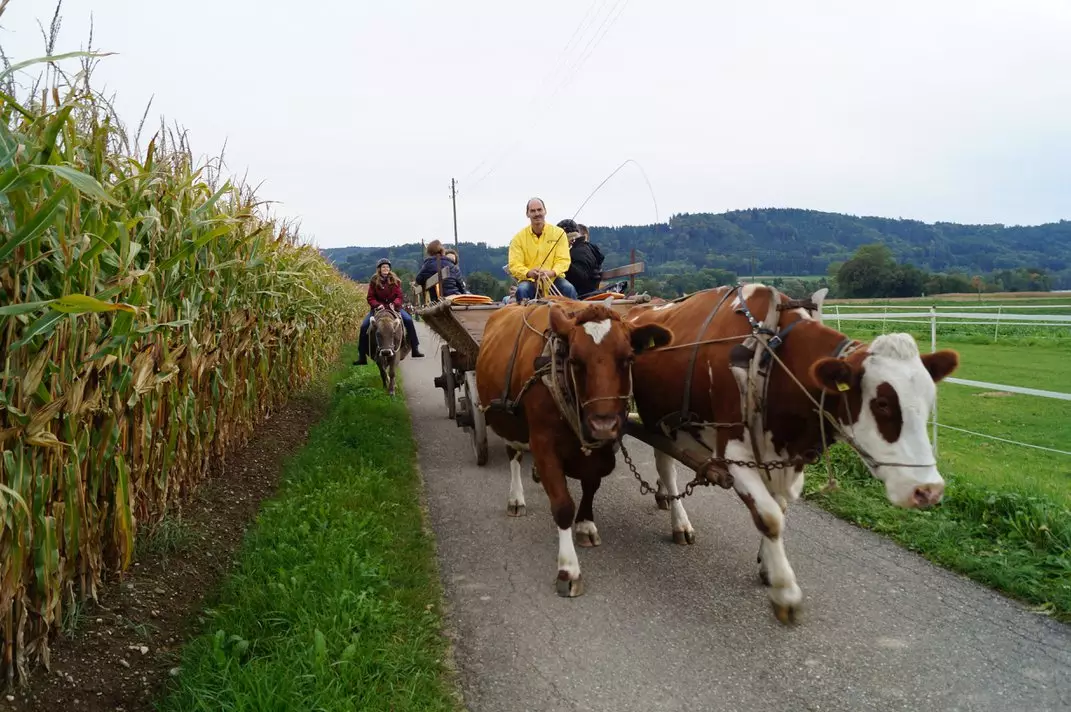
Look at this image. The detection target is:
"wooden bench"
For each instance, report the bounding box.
[414,262,452,306]
[598,260,645,293]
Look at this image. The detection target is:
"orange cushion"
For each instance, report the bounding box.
[447,294,495,305]
[583,292,626,301]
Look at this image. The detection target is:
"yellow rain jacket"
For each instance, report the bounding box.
[507,224,572,282]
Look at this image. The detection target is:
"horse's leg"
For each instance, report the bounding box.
[655,450,696,545]
[505,444,526,517]
[574,475,602,548]
[530,433,582,597]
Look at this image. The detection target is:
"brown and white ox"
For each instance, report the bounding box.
[624,283,959,622]
[475,299,673,596]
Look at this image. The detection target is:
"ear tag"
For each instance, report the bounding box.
[647,336,657,350]
[836,381,851,392]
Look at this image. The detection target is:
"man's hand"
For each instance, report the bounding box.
[526,268,541,280]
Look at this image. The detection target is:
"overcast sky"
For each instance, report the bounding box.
[3,0,1070,249]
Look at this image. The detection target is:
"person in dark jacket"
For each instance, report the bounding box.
[559,219,605,298]
[416,241,468,298]
[355,258,423,365]
[443,248,470,294]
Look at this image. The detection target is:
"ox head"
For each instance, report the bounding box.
[810,333,959,509]
[548,303,673,442]
[371,308,403,363]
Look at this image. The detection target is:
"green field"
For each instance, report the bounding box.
[805,309,1071,619]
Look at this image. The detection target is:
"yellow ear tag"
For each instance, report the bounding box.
[647,337,657,349]
[836,381,851,392]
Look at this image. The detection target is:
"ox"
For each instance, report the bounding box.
[624,283,959,622]
[475,299,673,596]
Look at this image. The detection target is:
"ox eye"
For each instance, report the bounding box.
[873,397,891,414]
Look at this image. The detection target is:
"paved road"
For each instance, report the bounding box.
[402,324,1071,712]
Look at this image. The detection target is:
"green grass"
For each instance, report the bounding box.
[156,350,459,712]
[804,446,1071,621]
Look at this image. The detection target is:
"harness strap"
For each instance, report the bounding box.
[487,304,542,413]
[665,285,739,435]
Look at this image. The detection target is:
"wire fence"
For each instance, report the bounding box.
[824,305,1071,457]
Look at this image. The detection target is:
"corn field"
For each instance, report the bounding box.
[0,49,365,685]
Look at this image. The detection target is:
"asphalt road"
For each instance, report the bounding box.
[402,323,1071,712]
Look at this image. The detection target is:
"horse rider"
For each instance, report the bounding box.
[355,258,424,365]
[506,197,578,301]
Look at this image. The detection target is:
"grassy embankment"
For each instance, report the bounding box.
[156,362,460,711]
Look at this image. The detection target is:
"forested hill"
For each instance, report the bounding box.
[322,208,1071,289]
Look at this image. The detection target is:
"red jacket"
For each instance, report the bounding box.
[367,277,403,310]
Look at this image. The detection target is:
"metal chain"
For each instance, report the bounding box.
[618,440,819,503]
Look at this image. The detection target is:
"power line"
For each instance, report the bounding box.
[466,0,631,190]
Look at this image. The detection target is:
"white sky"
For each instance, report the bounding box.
[3,0,1070,249]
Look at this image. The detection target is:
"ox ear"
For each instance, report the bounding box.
[630,324,673,355]
[921,349,959,383]
[548,304,577,337]
[810,357,859,395]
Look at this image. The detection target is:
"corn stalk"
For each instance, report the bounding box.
[0,52,365,686]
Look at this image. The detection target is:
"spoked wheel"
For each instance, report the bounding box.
[436,344,456,419]
[463,371,488,466]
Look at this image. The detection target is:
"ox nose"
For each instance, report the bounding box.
[586,414,621,440]
[913,482,944,508]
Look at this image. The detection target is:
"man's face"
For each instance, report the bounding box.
[526,199,546,231]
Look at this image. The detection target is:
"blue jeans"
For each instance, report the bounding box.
[515,277,578,301]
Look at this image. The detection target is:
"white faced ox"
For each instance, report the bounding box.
[625,284,959,623]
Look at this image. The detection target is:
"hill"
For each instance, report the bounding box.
[322,208,1071,293]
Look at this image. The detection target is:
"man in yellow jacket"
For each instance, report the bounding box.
[507,197,579,301]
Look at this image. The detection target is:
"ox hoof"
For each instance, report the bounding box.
[506,502,526,517]
[771,600,801,625]
[556,572,584,597]
[575,530,602,548]
[655,493,670,511]
[672,529,696,546]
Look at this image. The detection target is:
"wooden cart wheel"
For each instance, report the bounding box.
[440,344,456,419]
[464,372,488,466]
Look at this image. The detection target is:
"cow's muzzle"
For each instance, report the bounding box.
[585,413,622,441]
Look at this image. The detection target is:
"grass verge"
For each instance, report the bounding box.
[155,354,459,711]
[804,445,1071,622]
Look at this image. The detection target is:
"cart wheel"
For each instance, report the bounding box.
[464,372,488,466]
[440,344,456,419]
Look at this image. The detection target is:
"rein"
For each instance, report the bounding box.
[621,284,937,504]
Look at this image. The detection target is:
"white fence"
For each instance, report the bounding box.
[822,304,1071,456]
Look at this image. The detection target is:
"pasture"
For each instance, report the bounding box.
[806,296,1071,619]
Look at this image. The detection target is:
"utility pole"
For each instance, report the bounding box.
[449,178,459,254]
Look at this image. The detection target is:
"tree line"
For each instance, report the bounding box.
[323,207,1068,299]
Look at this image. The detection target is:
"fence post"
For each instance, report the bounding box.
[994,305,1002,342]
[834,305,841,332]
[931,305,938,455]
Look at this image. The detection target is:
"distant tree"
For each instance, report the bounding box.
[465,271,507,300]
[835,244,898,298]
